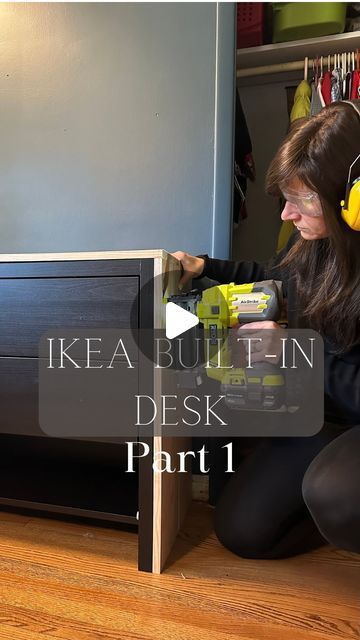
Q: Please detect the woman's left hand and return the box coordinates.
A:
[236,320,285,365]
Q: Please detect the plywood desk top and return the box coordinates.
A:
[0,249,170,262]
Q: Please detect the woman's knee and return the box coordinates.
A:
[302,447,360,553]
[214,499,278,559]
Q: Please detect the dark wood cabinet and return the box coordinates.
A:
[0,250,192,573]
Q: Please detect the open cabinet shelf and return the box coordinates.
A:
[0,435,139,526]
[237,31,360,81]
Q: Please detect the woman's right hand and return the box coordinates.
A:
[171,251,205,289]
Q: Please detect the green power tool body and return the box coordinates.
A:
[168,280,286,410]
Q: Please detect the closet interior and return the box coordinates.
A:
[233,29,360,263]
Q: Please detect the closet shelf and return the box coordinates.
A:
[237,31,360,79]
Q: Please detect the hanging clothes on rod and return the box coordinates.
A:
[350,50,360,99]
[310,57,324,116]
[331,54,343,102]
[279,58,311,252]
[289,49,360,115]
[278,49,360,253]
[344,52,352,99]
[290,56,311,122]
[237,49,360,80]
[321,55,332,105]
[317,57,326,109]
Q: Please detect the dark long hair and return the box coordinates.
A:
[266,101,360,351]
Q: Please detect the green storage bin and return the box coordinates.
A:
[272,3,347,43]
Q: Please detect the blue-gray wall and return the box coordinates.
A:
[0,3,235,257]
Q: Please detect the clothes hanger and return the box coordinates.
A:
[343,52,347,97]
[312,56,320,87]
[316,56,320,85]
[304,56,308,82]
[346,52,353,100]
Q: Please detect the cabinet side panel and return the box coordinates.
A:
[138,259,155,572]
[152,256,192,574]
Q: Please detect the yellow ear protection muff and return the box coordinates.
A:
[340,101,360,231]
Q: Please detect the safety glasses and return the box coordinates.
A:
[281,188,323,218]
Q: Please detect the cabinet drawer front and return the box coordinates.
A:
[0,358,39,435]
[0,357,139,440]
[0,277,138,357]
[0,259,142,279]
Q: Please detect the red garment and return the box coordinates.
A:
[351,70,360,100]
[321,71,332,105]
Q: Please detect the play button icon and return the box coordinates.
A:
[165,301,199,340]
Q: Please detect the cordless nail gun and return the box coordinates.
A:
[167,280,286,410]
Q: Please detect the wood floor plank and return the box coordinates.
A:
[0,505,357,640]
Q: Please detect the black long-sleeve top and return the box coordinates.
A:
[200,233,360,426]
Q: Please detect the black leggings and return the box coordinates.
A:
[214,424,360,559]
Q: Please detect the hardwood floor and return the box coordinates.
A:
[0,503,358,640]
